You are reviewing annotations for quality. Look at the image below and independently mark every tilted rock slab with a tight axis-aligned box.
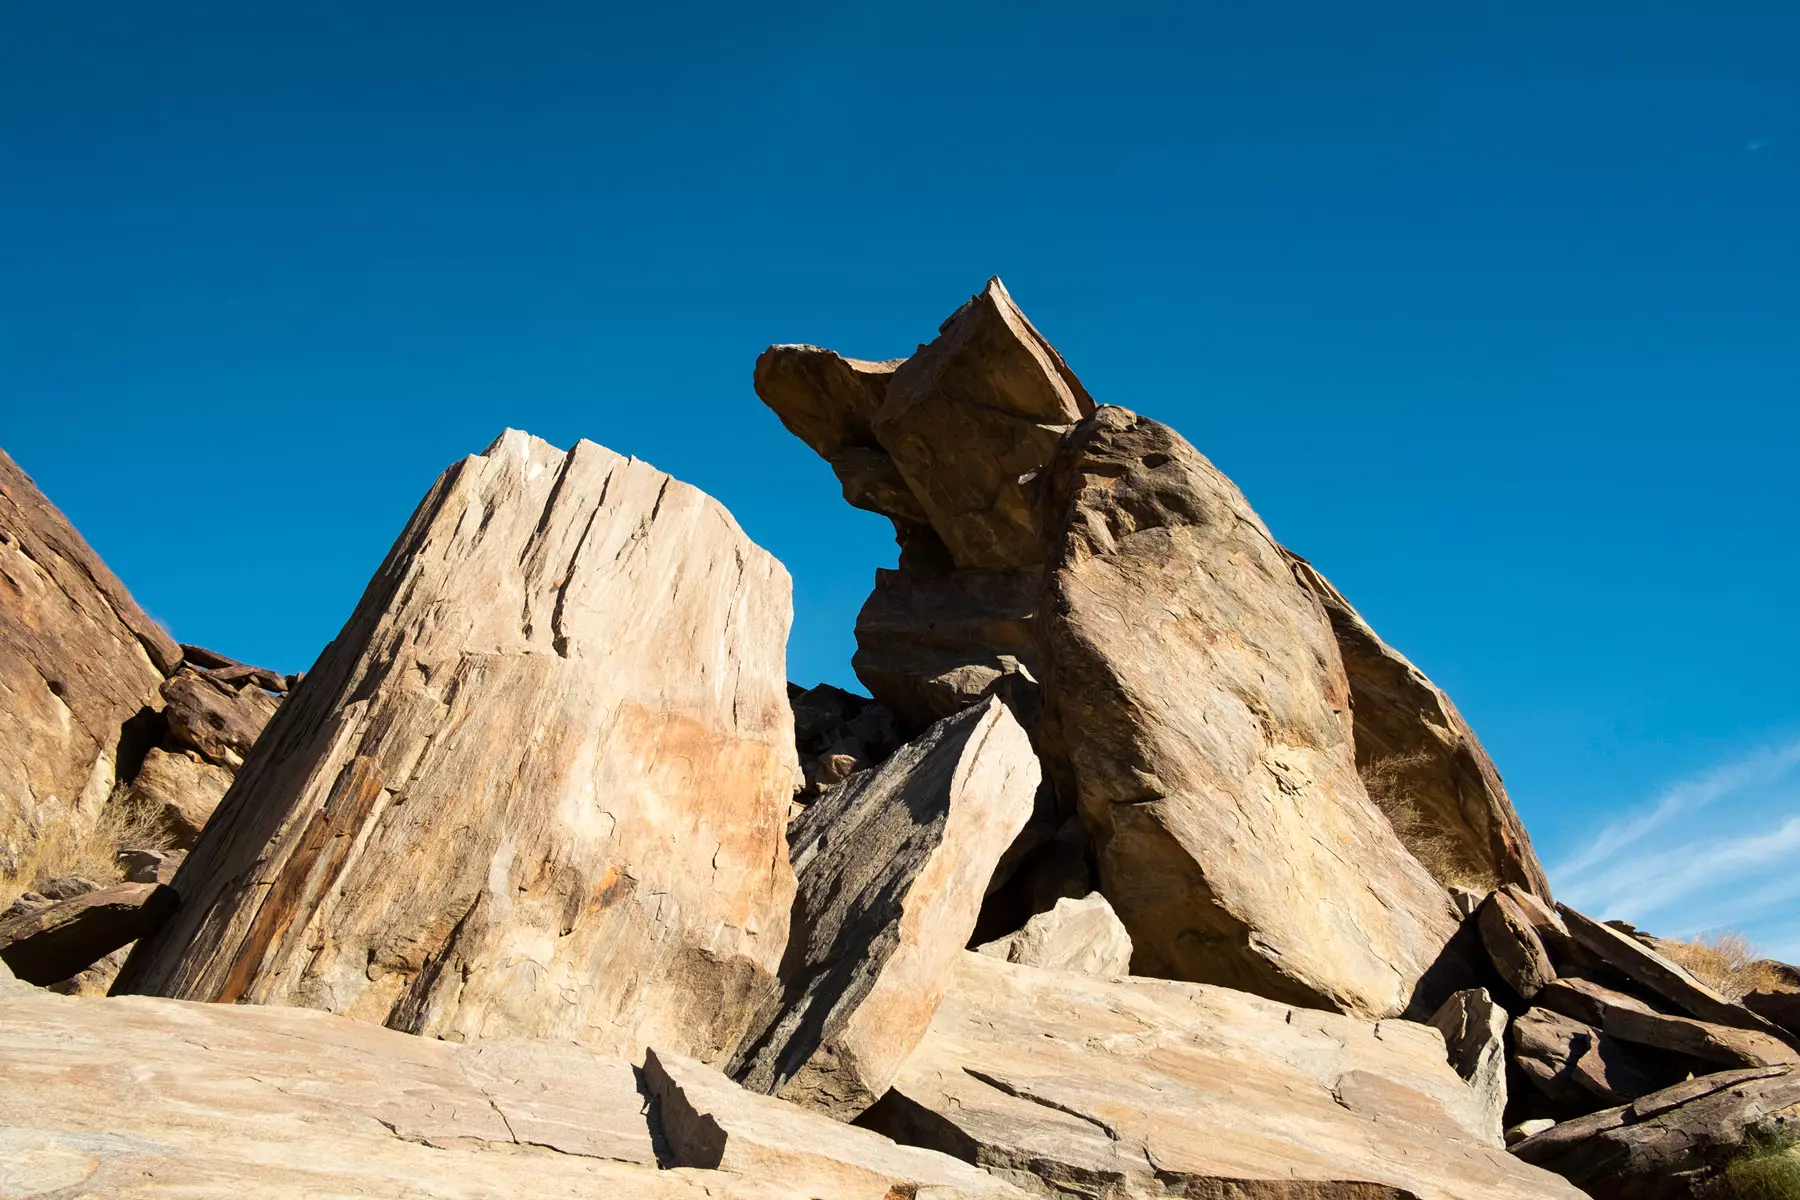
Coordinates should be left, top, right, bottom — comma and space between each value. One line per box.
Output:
1428, 987, 1509, 1147
730, 698, 1037, 1118
1034, 406, 1457, 1016
974, 891, 1132, 976
1287, 555, 1551, 897
116, 431, 798, 1063
646, 1048, 1027, 1199
1477, 890, 1556, 1001
0, 448, 179, 875
1511, 1007, 1671, 1108
0, 986, 821, 1199
860, 951, 1587, 1200
0, 880, 178, 986
1512, 1065, 1800, 1200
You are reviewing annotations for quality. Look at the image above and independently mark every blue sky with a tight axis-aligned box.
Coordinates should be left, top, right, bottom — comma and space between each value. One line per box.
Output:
3, 3, 1796, 957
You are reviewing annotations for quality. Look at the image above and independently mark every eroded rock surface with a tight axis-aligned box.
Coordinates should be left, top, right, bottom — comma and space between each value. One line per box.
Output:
116, 431, 799, 1064
730, 698, 1037, 1118
0, 881, 177, 986
1428, 987, 1509, 1146
1034, 406, 1457, 1016
974, 891, 1132, 976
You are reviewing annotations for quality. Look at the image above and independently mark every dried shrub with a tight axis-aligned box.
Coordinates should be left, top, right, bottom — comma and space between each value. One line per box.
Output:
0, 786, 174, 911
1360, 750, 1485, 889
1705, 1127, 1800, 1200
1656, 931, 1789, 1002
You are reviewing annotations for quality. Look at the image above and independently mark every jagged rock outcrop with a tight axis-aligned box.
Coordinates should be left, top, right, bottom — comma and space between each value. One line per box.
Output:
1033, 406, 1457, 1016
0, 881, 178, 986
730, 698, 1037, 1118
1428, 987, 1509, 1145
122, 747, 233, 848
157, 665, 280, 770
1557, 904, 1784, 1035
1513, 1065, 1800, 1199
645, 1049, 1028, 1198
974, 891, 1132, 976
787, 682, 900, 801
115, 432, 799, 1064
1478, 890, 1557, 1002
860, 951, 1587, 1199
1511, 1007, 1671, 1108
1746, 963, 1800, 1036
1286, 555, 1551, 897
0, 448, 179, 876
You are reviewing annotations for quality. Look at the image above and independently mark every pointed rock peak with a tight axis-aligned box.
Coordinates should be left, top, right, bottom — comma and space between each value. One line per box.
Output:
894, 276, 1092, 426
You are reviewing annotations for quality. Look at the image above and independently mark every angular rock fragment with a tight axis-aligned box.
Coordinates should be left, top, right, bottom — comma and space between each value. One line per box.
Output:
116, 432, 799, 1064
1478, 890, 1557, 1001
0, 448, 178, 877
159, 666, 280, 770
1537, 975, 1662, 1027
860, 951, 1585, 1199
788, 682, 899, 801
1511, 1006, 1670, 1107
1427, 987, 1509, 1146
1288, 554, 1552, 897
179, 642, 291, 694
752, 347, 919, 524
0, 881, 178, 986
1745, 965, 1800, 1037
1512, 1065, 1800, 1200
974, 891, 1132, 976
730, 698, 1037, 1118
646, 1048, 1026, 1199
1034, 406, 1457, 1016
1558, 904, 1784, 1035
1501, 882, 1576, 959
1603, 1006, 1799, 1069
124, 746, 233, 847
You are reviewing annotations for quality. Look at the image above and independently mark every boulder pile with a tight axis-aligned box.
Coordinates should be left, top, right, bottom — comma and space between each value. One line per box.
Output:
2, 282, 1793, 1199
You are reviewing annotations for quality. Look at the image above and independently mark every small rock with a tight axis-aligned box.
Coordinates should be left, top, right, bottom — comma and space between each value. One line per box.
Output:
975, 892, 1132, 977
1506, 1118, 1556, 1146
118, 847, 187, 885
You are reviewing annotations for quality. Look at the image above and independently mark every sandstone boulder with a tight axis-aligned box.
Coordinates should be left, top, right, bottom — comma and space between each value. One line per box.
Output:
1558, 904, 1783, 1035
0, 448, 178, 877
116, 432, 799, 1064
0, 881, 178, 986
860, 951, 1587, 1199
1427, 987, 1509, 1146
646, 1048, 1026, 1199
123, 746, 233, 847
1512, 1065, 1800, 1200
158, 666, 280, 770
1034, 406, 1457, 1016
1478, 890, 1557, 1001
974, 891, 1132, 976
1603, 1005, 1799, 1069
1287, 555, 1552, 897
1511, 1007, 1670, 1108
730, 698, 1037, 1118
752, 346, 919, 524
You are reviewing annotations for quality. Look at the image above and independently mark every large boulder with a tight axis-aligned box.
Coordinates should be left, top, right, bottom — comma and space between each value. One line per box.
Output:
859, 951, 1587, 1199
1512, 1066, 1800, 1199
158, 666, 280, 770
1478, 890, 1557, 1002
1286, 555, 1552, 897
1511, 1007, 1671, 1108
115, 432, 799, 1064
122, 746, 233, 848
0, 880, 178, 986
730, 698, 1037, 1118
0, 449, 179, 877
1033, 406, 1457, 1016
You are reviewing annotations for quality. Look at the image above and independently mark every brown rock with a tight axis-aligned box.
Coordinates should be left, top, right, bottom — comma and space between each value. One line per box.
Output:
1287, 555, 1552, 897
0, 448, 178, 877
117, 847, 185, 884
646, 1048, 1027, 1199
787, 682, 899, 801
1034, 406, 1457, 1016
860, 951, 1586, 1199
1604, 1006, 1799, 1069
0, 881, 178, 986
1513, 1065, 1800, 1200
1558, 904, 1784, 1035
1501, 882, 1576, 959
159, 666, 280, 769
730, 698, 1037, 1118
179, 642, 290, 693
1537, 975, 1662, 1027
123, 746, 233, 847
1428, 987, 1510, 1146
1511, 1006, 1669, 1108
1478, 891, 1557, 1001
115, 431, 799, 1064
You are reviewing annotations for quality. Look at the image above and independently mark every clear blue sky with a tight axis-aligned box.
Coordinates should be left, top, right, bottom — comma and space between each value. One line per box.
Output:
4, 3, 1796, 954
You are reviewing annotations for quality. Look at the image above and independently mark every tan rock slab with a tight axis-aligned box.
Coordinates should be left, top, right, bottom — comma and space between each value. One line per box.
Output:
1036, 406, 1457, 1016
124, 746, 233, 847
1510, 1006, 1668, 1107
116, 431, 798, 1064
1603, 1005, 1799, 1069
862, 951, 1586, 1200
730, 698, 1037, 1118
647, 1048, 1027, 1198
975, 891, 1132, 976
1428, 987, 1509, 1147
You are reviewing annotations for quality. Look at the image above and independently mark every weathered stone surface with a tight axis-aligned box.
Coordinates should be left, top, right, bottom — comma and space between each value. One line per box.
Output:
118, 846, 185, 884
1603, 1005, 1799, 1069
124, 746, 233, 847
1501, 883, 1575, 959
1746, 965, 1800, 1037
0, 881, 178, 986
1478, 891, 1556, 1001
116, 431, 799, 1065
1511, 1007, 1669, 1107
861, 951, 1586, 1199
1537, 975, 1661, 1027
0, 448, 178, 877
1558, 904, 1783, 1035
731, 698, 1037, 1118
0, 986, 821, 1199
1287, 555, 1552, 898
1035, 406, 1457, 1016
975, 891, 1132, 976
646, 1048, 1026, 1199
872, 277, 1092, 571
1427, 987, 1509, 1147
1513, 1066, 1800, 1200
159, 666, 280, 770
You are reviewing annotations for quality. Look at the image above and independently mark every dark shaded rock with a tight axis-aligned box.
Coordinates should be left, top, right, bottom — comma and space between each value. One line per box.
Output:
1479, 891, 1557, 1002
1558, 904, 1784, 1035
118, 847, 186, 885
787, 682, 900, 801
1604, 1006, 1799, 1069
159, 667, 280, 770
1510, 1007, 1672, 1108
0, 881, 178, 986
1537, 975, 1662, 1027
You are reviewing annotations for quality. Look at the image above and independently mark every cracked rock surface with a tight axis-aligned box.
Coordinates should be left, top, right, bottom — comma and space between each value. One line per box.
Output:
115, 431, 799, 1063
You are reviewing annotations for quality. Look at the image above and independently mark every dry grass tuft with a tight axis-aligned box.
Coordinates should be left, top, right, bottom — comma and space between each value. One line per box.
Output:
0, 786, 174, 912
1360, 751, 1486, 889
1704, 1127, 1800, 1200
1657, 930, 1789, 1002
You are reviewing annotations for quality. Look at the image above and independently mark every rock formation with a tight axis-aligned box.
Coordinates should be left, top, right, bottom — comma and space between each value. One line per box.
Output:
730, 698, 1037, 1118
1034, 406, 1458, 1016
974, 891, 1132, 976
1478, 890, 1557, 1002
0, 880, 177, 985
1428, 987, 1510, 1145
115, 432, 799, 1064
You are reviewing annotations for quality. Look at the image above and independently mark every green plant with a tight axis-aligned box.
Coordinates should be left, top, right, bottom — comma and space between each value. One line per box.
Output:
1705, 1127, 1800, 1200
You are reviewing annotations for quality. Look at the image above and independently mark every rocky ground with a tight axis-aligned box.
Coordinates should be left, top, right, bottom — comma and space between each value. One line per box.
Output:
2, 279, 1796, 1199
